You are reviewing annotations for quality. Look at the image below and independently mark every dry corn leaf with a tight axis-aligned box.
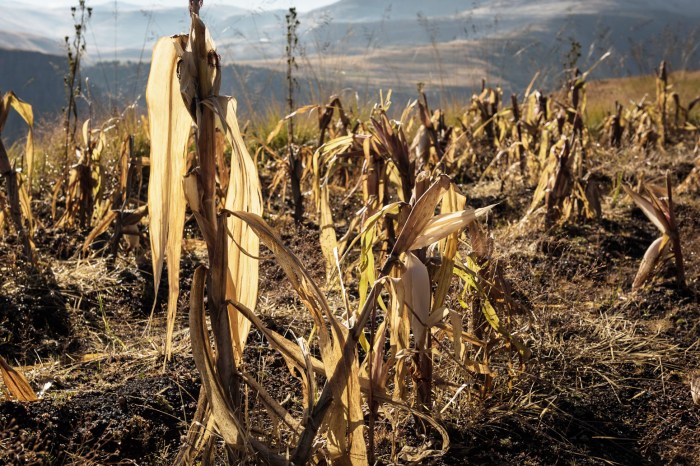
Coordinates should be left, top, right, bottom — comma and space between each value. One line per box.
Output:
410, 205, 494, 251
633, 235, 670, 289
230, 299, 323, 374
358, 212, 378, 325
146, 35, 192, 359
81, 207, 117, 255
404, 252, 431, 350
392, 174, 451, 255
0, 92, 34, 194
433, 321, 485, 348
297, 336, 317, 424
266, 118, 286, 144
386, 277, 410, 401
205, 96, 263, 360
319, 183, 339, 284
0, 354, 37, 401
17, 173, 34, 230
622, 184, 670, 234
435, 186, 465, 358
368, 320, 389, 391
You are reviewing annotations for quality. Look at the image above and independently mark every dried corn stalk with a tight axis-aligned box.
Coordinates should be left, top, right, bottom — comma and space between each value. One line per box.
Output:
292, 175, 495, 464
656, 61, 669, 145
0, 91, 36, 264
146, 34, 191, 356
56, 119, 106, 229
0, 92, 34, 193
524, 64, 605, 227
81, 135, 149, 258
148, 4, 264, 463
623, 174, 685, 289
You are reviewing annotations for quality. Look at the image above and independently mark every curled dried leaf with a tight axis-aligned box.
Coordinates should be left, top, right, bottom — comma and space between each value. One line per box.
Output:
633, 235, 669, 289
410, 205, 495, 251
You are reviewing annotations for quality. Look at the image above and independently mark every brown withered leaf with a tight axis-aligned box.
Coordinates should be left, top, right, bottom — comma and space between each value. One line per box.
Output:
0, 355, 37, 401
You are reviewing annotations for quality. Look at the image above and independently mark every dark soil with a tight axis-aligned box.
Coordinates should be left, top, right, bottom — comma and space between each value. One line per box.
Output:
0, 368, 199, 465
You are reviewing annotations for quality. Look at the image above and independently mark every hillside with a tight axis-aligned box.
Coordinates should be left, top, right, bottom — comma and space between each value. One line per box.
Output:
0, 49, 68, 142
5, 1, 699, 82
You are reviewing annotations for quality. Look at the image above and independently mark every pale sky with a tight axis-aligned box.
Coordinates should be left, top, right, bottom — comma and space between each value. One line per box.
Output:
14, 0, 337, 12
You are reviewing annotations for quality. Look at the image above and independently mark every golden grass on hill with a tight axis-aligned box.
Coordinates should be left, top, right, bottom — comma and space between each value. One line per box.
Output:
587, 70, 700, 127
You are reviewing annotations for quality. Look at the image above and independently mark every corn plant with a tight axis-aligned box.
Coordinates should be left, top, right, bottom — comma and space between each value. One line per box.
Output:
603, 101, 624, 147
146, 2, 265, 462
313, 96, 530, 459
81, 135, 148, 258
0, 91, 36, 265
318, 96, 352, 147
55, 120, 106, 230
312, 92, 418, 285
411, 89, 451, 172
671, 92, 700, 132
609, 60, 699, 150
656, 61, 669, 145
526, 64, 605, 227
624, 96, 662, 149
450, 77, 552, 188
623, 174, 685, 289
467, 81, 502, 149
291, 174, 495, 463
479, 89, 544, 187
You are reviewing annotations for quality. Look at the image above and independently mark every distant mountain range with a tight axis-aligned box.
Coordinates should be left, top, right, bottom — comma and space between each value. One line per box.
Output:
6, 1, 700, 66
2, 0, 699, 141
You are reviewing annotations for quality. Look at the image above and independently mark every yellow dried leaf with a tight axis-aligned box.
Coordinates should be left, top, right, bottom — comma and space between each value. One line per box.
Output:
633, 235, 670, 289
386, 277, 410, 401
392, 174, 451, 255
146, 35, 192, 359
410, 205, 494, 251
319, 183, 339, 284
623, 184, 670, 234
1, 92, 34, 194
266, 118, 285, 144
403, 252, 431, 349
204, 96, 263, 360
